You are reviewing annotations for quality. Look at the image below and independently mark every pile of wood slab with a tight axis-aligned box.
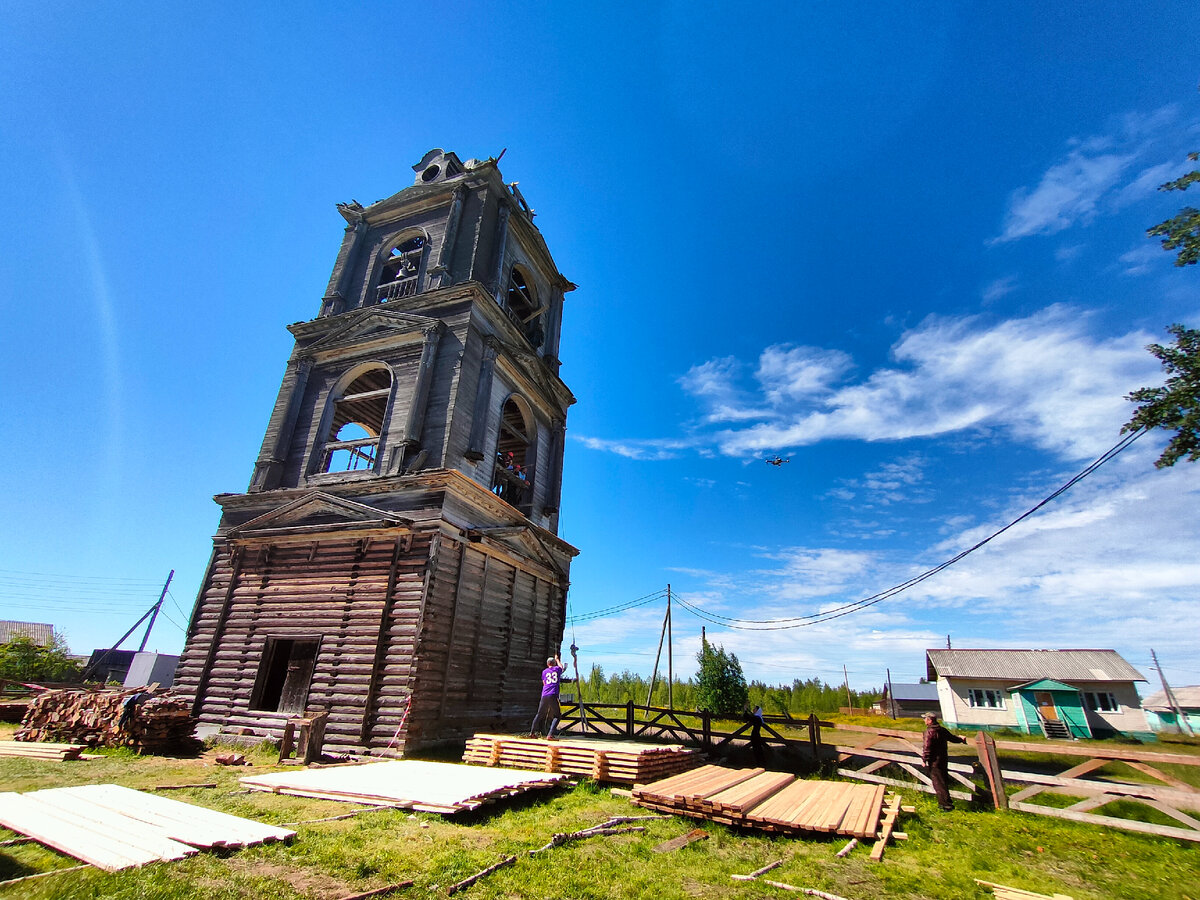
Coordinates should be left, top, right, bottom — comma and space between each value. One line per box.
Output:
0, 783, 294, 871
14, 689, 198, 754
463, 733, 702, 784
631, 764, 890, 840
241, 759, 568, 814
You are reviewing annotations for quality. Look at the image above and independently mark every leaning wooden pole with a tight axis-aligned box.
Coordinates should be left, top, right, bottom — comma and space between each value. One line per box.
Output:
645, 591, 670, 708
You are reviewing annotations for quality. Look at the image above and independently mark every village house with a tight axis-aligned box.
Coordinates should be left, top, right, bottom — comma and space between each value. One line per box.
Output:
925, 648, 1152, 740
1141, 687, 1200, 736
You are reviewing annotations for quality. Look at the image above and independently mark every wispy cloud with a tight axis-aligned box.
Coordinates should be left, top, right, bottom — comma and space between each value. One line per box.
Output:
991, 104, 1200, 245
706, 306, 1159, 461
982, 275, 1018, 304
572, 435, 695, 460
1119, 242, 1163, 276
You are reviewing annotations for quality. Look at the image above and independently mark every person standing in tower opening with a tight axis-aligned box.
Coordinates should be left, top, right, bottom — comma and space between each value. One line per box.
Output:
530, 655, 572, 740
922, 711, 966, 811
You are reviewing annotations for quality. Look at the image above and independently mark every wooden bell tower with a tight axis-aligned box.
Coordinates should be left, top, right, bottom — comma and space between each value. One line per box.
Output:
176, 150, 579, 754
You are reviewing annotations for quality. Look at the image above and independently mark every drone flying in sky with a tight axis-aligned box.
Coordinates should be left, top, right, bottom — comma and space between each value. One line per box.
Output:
764, 456, 790, 466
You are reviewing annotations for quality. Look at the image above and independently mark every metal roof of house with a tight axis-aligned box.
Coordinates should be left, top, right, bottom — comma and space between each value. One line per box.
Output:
1142, 687, 1200, 710
886, 682, 940, 702
0, 621, 54, 646
926, 649, 1146, 683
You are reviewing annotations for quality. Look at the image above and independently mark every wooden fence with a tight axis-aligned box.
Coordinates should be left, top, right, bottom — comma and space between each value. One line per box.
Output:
557, 701, 830, 755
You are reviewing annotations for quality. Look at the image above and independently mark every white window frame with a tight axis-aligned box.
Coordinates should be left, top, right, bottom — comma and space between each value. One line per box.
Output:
967, 688, 1006, 710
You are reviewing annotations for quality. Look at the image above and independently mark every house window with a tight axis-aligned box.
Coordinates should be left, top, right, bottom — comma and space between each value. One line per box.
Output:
503, 267, 545, 349
251, 638, 320, 714
321, 367, 392, 473
1084, 691, 1119, 712
377, 236, 425, 302
968, 689, 1006, 709
492, 397, 532, 510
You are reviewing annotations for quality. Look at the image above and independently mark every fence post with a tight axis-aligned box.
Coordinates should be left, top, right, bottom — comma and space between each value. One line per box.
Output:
626, 700, 634, 737
975, 731, 1007, 809
808, 713, 821, 757
701, 710, 711, 751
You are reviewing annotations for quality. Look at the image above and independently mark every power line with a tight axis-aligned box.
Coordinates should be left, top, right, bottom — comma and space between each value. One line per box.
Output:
567, 588, 668, 624
674, 428, 1148, 630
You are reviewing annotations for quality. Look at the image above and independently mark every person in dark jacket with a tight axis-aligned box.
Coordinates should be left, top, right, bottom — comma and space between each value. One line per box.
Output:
922, 712, 966, 811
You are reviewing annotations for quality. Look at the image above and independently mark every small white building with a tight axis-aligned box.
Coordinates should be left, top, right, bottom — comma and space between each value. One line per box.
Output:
1141, 687, 1200, 736
926, 648, 1152, 740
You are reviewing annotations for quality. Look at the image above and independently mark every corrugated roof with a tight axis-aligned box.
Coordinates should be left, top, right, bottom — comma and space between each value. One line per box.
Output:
0, 620, 54, 646
926, 649, 1146, 683
1142, 687, 1200, 710
887, 682, 940, 702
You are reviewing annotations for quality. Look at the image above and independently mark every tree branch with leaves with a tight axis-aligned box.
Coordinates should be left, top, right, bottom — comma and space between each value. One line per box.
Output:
1123, 324, 1200, 467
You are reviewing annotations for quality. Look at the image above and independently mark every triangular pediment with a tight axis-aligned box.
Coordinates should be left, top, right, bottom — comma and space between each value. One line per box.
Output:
304, 308, 442, 355
230, 492, 410, 536
470, 525, 565, 578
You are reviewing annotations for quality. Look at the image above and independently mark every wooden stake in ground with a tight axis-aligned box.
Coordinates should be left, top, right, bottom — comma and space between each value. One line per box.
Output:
446, 856, 516, 895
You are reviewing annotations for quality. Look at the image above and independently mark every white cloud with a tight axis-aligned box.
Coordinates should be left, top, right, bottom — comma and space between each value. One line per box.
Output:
996, 151, 1135, 243
711, 306, 1160, 461
982, 275, 1018, 304
754, 345, 853, 404
1119, 242, 1164, 276
992, 104, 1194, 244
573, 435, 694, 460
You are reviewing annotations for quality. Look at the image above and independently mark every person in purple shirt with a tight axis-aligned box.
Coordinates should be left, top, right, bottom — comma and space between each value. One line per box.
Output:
529, 654, 572, 739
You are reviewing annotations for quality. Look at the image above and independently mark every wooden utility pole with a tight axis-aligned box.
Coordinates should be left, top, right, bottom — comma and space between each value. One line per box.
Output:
645, 590, 670, 708
139, 570, 174, 652
886, 668, 896, 719
666, 584, 673, 709
1151, 648, 1195, 737
843, 664, 853, 712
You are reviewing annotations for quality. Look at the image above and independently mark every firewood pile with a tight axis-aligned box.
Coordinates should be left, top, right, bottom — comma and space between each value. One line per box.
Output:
14, 689, 200, 754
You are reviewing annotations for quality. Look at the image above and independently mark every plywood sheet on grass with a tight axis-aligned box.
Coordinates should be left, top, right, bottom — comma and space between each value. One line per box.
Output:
241, 759, 568, 813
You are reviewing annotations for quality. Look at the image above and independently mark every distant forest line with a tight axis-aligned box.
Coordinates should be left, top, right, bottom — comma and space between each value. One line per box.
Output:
566, 664, 883, 715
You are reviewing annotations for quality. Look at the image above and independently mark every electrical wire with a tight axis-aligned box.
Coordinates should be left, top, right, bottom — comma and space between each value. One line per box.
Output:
673, 427, 1148, 630
566, 588, 668, 623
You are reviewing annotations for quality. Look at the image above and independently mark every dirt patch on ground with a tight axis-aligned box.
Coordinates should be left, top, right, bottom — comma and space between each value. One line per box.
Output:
224, 857, 353, 899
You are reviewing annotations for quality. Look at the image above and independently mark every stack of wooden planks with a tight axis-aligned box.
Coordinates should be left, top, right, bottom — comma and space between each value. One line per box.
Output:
631, 764, 890, 840
0, 740, 84, 761
241, 759, 568, 814
462, 733, 702, 784
15, 689, 198, 754
0, 783, 294, 871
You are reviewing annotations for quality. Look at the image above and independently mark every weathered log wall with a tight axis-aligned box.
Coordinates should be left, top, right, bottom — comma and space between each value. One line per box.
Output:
176, 532, 432, 750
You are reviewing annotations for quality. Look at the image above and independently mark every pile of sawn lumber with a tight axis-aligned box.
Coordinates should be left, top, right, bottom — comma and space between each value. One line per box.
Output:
14, 689, 199, 754
0, 740, 84, 761
631, 764, 888, 839
463, 733, 702, 785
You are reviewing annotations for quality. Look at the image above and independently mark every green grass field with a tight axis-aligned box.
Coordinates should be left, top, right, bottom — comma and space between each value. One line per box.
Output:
1, 725, 1197, 900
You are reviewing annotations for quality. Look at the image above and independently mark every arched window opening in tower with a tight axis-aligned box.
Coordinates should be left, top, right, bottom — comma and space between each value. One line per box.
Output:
321, 367, 392, 473
493, 397, 533, 510
505, 267, 546, 349
377, 236, 425, 302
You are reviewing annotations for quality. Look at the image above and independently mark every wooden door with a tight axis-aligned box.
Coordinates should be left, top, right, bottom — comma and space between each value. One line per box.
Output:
280, 640, 319, 714
1034, 692, 1058, 720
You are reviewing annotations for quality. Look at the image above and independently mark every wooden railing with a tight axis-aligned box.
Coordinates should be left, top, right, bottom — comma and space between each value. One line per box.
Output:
557, 701, 831, 754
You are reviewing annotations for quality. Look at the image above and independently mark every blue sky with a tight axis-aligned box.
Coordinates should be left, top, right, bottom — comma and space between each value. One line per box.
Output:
2, 3, 1198, 693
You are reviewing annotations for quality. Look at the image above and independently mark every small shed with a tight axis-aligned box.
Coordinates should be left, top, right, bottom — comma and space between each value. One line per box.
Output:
879, 682, 940, 718
1141, 686, 1200, 736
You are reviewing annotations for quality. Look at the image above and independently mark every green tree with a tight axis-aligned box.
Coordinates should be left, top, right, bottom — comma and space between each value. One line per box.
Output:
694, 641, 748, 715
1148, 152, 1200, 266
0, 634, 82, 682
1123, 324, 1200, 467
